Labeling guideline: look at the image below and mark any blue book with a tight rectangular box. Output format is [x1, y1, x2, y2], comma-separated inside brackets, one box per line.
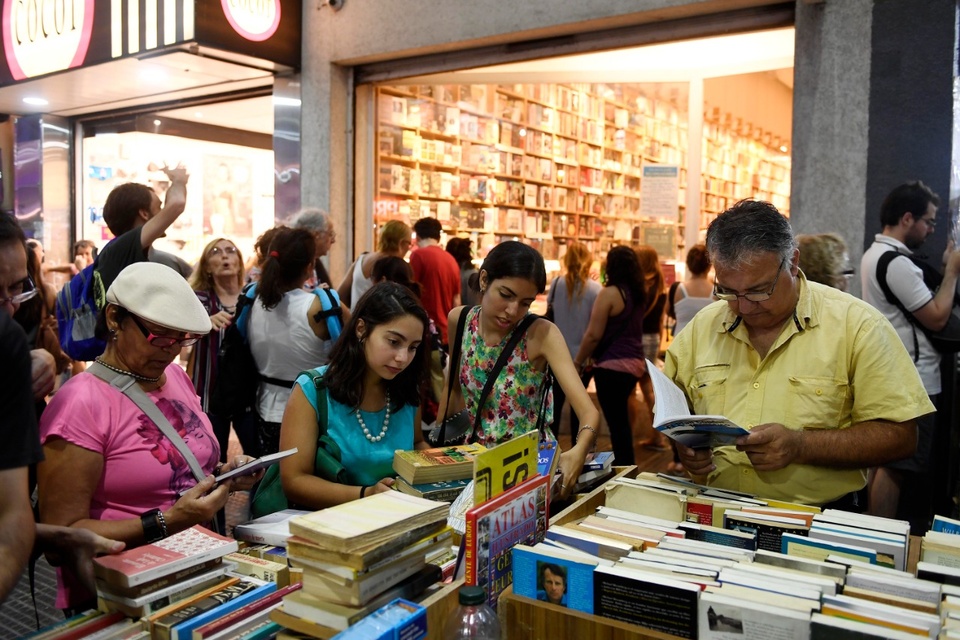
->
[169, 581, 277, 640]
[544, 526, 632, 560]
[933, 515, 960, 535]
[511, 543, 601, 614]
[780, 532, 877, 564]
[582, 451, 615, 472]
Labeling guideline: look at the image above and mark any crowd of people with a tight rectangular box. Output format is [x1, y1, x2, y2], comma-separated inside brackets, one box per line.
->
[0, 170, 951, 616]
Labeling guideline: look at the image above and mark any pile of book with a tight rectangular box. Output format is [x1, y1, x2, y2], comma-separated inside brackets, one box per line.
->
[271, 491, 451, 637]
[84, 525, 299, 639]
[508, 472, 960, 639]
[572, 451, 615, 493]
[392, 443, 485, 502]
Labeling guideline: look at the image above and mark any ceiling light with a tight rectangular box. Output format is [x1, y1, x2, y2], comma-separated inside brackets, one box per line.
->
[194, 111, 203, 118]
[779, 145, 788, 153]
[23, 97, 48, 106]
[153, 119, 161, 126]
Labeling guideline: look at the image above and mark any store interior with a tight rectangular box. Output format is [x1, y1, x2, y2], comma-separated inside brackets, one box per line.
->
[367, 27, 795, 277]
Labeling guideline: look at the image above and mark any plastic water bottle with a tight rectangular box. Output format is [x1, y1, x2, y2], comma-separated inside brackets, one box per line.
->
[442, 585, 502, 639]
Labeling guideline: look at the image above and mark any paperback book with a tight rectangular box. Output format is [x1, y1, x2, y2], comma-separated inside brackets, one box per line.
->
[647, 359, 748, 448]
[234, 509, 310, 548]
[511, 543, 601, 614]
[464, 473, 549, 609]
[391, 443, 486, 485]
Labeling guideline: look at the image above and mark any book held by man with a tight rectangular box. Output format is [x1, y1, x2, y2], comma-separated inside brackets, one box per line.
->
[646, 359, 749, 448]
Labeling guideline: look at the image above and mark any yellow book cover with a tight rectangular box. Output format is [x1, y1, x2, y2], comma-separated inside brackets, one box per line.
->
[473, 430, 538, 506]
[288, 491, 449, 553]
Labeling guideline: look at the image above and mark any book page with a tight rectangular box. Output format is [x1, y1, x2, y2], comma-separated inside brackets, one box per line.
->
[645, 359, 693, 427]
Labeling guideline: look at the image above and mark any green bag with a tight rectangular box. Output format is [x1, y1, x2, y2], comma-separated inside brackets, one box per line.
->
[250, 370, 348, 517]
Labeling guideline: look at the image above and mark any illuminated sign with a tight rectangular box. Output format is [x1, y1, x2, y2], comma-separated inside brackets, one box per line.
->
[221, 0, 280, 42]
[2, 0, 94, 80]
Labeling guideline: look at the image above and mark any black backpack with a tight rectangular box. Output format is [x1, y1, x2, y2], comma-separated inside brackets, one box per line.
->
[875, 250, 960, 356]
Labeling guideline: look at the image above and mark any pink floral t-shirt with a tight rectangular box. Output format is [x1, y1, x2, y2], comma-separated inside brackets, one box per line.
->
[39, 364, 219, 607]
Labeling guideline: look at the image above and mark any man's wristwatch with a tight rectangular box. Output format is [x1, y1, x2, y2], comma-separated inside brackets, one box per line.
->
[141, 508, 168, 543]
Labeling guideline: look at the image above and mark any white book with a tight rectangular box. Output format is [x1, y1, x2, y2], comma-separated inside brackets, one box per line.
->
[817, 509, 911, 537]
[718, 567, 823, 601]
[233, 509, 310, 548]
[810, 612, 926, 640]
[595, 506, 682, 530]
[640, 547, 738, 569]
[657, 537, 756, 562]
[809, 526, 907, 570]
[824, 553, 915, 578]
[618, 557, 719, 580]
[729, 562, 839, 594]
[924, 530, 960, 548]
[529, 541, 615, 567]
[753, 548, 847, 580]
[699, 591, 810, 640]
[707, 583, 820, 612]
[844, 569, 941, 605]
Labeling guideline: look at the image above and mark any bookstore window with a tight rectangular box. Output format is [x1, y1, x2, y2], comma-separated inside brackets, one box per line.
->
[366, 28, 794, 272]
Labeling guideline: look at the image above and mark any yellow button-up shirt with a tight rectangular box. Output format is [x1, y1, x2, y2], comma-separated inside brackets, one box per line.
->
[664, 274, 934, 505]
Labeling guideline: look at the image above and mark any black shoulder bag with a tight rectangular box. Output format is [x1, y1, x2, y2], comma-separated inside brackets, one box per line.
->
[428, 311, 540, 446]
[876, 250, 960, 356]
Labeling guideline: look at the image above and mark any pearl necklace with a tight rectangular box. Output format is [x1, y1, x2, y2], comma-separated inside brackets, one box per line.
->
[94, 357, 162, 384]
[355, 391, 391, 443]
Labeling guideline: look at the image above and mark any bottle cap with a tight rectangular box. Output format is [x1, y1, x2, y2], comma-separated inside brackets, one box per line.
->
[458, 585, 486, 606]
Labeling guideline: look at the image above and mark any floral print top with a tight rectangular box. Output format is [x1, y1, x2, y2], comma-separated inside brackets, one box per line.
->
[458, 307, 554, 445]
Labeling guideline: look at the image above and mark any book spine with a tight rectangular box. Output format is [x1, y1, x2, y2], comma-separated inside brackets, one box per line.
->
[170, 583, 278, 640]
[465, 511, 477, 587]
[233, 528, 290, 548]
[154, 581, 264, 640]
[192, 583, 300, 639]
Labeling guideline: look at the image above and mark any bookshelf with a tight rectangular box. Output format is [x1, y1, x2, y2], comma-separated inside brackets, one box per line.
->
[374, 82, 789, 262]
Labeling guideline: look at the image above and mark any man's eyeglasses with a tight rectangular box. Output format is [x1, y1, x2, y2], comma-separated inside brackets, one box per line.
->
[713, 261, 786, 303]
[210, 246, 238, 256]
[0, 275, 37, 306]
[919, 217, 937, 229]
[130, 315, 200, 348]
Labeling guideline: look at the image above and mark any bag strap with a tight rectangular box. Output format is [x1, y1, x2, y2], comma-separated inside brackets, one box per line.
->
[473, 313, 540, 433]
[312, 287, 344, 340]
[297, 369, 330, 440]
[547, 277, 558, 306]
[876, 250, 921, 363]
[87, 362, 207, 483]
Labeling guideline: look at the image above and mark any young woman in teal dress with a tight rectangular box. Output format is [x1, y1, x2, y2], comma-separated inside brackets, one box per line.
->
[438, 242, 600, 500]
[278, 282, 431, 508]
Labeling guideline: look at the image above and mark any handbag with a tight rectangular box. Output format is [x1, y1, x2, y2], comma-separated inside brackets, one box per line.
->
[87, 362, 221, 533]
[543, 277, 558, 322]
[250, 369, 347, 517]
[428, 311, 540, 446]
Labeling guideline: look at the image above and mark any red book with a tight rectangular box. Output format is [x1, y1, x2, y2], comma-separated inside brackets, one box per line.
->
[94, 525, 238, 589]
[464, 474, 549, 609]
[47, 611, 126, 640]
[191, 582, 302, 638]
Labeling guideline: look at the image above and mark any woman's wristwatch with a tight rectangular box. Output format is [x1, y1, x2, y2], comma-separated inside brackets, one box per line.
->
[141, 508, 168, 543]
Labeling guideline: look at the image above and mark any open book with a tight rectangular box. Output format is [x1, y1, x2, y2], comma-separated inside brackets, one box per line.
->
[647, 360, 748, 449]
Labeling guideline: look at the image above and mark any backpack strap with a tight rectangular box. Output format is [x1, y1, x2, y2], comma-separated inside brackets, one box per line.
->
[312, 287, 344, 340]
[876, 250, 921, 363]
[297, 369, 330, 438]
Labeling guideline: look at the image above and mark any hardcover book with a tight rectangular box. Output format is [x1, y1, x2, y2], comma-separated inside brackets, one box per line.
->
[391, 443, 486, 485]
[288, 491, 449, 553]
[511, 543, 600, 614]
[464, 473, 549, 609]
[93, 526, 238, 590]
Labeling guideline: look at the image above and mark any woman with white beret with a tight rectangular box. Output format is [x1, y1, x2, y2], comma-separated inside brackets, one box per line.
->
[37, 262, 264, 613]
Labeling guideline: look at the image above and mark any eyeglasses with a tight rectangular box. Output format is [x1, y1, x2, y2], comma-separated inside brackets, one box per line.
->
[919, 217, 937, 229]
[842, 267, 856, 278]
[713, 261, 786, 303]
[210, 246, 238, 256]
[0, 275, 37, 306]
[130, 315, 200, 348]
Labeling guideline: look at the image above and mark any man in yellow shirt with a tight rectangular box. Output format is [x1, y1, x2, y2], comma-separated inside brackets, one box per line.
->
[664, 200, 933, 507]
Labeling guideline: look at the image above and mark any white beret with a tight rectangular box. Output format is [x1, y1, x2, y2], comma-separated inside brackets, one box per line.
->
[106, 262, 212, 335]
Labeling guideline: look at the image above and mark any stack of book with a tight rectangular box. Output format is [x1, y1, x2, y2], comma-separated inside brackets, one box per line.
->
[272, 491, 450, 637]
[392, 443, 485, 501]
[94, 526, 241, 620]
[573, 451, 615, 493]
[234, 508, 311, 548]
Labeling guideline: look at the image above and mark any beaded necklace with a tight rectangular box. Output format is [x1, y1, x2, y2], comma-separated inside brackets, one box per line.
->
[94, 357, 162, 384]
[355, 391, 391, 443]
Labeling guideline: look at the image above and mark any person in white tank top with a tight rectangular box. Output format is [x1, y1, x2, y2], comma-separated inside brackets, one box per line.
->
[248, 227, 350, 454]
[337, 220, 412, 311]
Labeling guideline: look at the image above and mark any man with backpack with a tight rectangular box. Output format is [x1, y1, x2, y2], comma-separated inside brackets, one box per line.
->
[96, 164, 190, 290]
[861, 180, 960, 527]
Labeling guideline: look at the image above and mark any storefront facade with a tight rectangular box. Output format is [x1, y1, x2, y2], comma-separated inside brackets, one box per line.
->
[0, 0, 302, 271]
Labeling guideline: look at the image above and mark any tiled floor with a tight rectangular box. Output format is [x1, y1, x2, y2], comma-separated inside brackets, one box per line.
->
[4, 388, 675, 637]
